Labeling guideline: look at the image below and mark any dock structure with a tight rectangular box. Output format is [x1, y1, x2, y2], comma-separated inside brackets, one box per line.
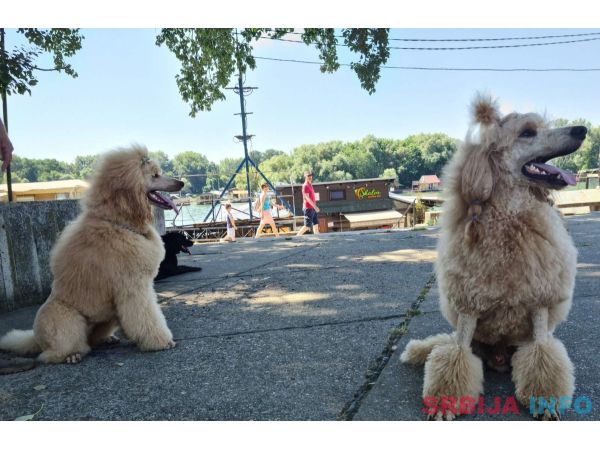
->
[552, 188, 600, 215]
[167, 215, 302, 241]
[277, 177, 401, 232]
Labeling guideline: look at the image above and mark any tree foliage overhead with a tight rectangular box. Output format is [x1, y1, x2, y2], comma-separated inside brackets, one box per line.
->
[0, 28, 83, 96]
[156, 28, 390, 116]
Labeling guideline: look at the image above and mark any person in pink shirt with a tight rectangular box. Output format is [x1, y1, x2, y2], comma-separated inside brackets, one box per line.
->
[297, 170, 320, 236]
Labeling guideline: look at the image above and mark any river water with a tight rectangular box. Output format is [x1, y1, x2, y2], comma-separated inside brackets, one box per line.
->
[164, 201, 291, 226]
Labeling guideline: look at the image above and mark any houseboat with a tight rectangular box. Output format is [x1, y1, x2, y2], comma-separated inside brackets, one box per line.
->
[276, 177, 402, 232]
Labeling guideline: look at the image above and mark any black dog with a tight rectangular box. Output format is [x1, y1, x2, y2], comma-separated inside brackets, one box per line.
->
[155, 232, 202, 281]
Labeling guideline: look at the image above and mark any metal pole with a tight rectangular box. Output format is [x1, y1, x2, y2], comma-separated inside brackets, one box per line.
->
[290, 177, 296, 231]
[0, 28, 13, 202]
[237, 73, 253, 221]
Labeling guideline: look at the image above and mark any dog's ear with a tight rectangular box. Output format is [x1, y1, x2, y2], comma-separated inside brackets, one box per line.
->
[461, 93, 503, 245]
[461, 142, 499, 245]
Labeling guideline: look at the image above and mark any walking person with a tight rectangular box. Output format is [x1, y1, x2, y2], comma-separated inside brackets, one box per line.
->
[0, 118, 35, 375]
[297, 171, 320, 236]
[255, 183, 283, 238]
[223, 203, 238, 242]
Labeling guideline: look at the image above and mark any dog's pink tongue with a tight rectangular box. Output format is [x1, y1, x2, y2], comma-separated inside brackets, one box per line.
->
[533, 163, 577, 186]
[158, 192, 180, 213]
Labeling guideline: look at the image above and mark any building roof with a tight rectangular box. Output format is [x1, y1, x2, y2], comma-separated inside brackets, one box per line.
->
[276, 177, 396, 189]
[0, 179, 89, 194]
[342, 209, 403, 229]
[418, 175, 440, 184]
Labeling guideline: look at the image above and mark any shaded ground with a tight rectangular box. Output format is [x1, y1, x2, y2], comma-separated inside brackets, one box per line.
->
[1, 213, 599, 420]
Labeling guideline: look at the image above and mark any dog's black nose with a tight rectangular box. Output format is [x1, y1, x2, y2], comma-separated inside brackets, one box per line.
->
[570, 126, 587, 140]
[177, 180, 184, 189]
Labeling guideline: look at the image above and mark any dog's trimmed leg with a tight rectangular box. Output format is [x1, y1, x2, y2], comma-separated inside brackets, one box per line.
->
[115, 282, 176, 352]
[512, 308, 574, 420]
[35, 301, 91, 364]
[422, 314, 484, 421]
[400, 333, 455, 366]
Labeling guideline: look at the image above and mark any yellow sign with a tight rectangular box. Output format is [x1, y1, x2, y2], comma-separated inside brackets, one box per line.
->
[354, 186, 382, 200]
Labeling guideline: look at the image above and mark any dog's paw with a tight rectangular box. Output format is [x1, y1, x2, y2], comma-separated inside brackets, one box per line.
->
[104, 335, 120, 345]
[141, 339, 176, 352]
[531, 402, 561, 421]
[427, 410, 457, 421]
[65, 353, 82, 364]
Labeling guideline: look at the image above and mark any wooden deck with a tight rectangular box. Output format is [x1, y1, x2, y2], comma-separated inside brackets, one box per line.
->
[166, 216, 304, 242]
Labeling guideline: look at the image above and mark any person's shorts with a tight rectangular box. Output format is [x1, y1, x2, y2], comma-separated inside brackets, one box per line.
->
[303, 208, 319, 226]
[226, 228, 236, 239]
[260, 209, 273, 224]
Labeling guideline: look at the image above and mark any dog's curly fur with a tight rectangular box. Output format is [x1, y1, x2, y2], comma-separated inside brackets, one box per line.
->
[0, 146, 184, 364]
[401, 95, 586, 420]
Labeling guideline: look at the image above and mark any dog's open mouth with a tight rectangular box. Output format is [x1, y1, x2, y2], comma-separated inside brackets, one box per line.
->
[148, 191, 180, 213]
[521, 157, 576, 187]
[180, 244, 191, 255]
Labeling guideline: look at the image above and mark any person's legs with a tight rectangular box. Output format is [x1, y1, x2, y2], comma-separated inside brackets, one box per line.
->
[226, 228, 236, 242]
[311, 209, 320, 234]
[255, 222, 265, 238]
[297, 209, 312, 236]
[256, 211, 269, 239]
[268, 218, 280, 238]
[296, 226, 308, 236]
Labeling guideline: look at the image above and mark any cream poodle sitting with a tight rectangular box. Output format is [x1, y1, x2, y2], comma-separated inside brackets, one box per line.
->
[0, 146, 183, 364]
[401, 95, 587, 420]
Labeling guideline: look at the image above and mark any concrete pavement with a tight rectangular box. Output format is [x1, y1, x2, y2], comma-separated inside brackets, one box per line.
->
[1, 213, 598, 420]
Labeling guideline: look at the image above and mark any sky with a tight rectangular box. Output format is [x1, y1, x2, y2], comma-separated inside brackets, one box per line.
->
[4, 27, 600, 164]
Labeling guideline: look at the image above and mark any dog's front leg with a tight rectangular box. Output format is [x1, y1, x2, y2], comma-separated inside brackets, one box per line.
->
[511, 307, 574, 420]
[422, 313, 484, 420]
[115, 283, 176, 352]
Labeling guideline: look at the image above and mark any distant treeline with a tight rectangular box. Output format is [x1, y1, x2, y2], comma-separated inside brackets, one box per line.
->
[6, 120, 598, 195]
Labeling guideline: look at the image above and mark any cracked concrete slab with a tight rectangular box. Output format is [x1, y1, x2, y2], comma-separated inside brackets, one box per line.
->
[0, 228, 436, 420]
[1, 212, 597, 421]
[354, 213, 600, 421]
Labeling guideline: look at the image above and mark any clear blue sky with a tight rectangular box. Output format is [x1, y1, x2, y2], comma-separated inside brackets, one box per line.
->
[4, 28, 600, 164]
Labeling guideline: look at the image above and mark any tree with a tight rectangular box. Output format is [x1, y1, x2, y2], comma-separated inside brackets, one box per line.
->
[149, 150, 173, 176]
[156, 28, 390, 115]
[1, 28, 83, 198]
[552, 119, 599, 173]
[395, 145, 425, 188]
[217, 156, 243, 189]
[260, 153, 293, 185]
[73, 154, 99, 180]
[381, 167, 397, 183]
[0, 28, 83, 96]
[172, 151, 211, 194]
[10, 155, 75, 182]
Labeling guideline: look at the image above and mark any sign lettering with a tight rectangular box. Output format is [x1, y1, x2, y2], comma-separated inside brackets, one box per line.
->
[354, 186, 382, 200]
